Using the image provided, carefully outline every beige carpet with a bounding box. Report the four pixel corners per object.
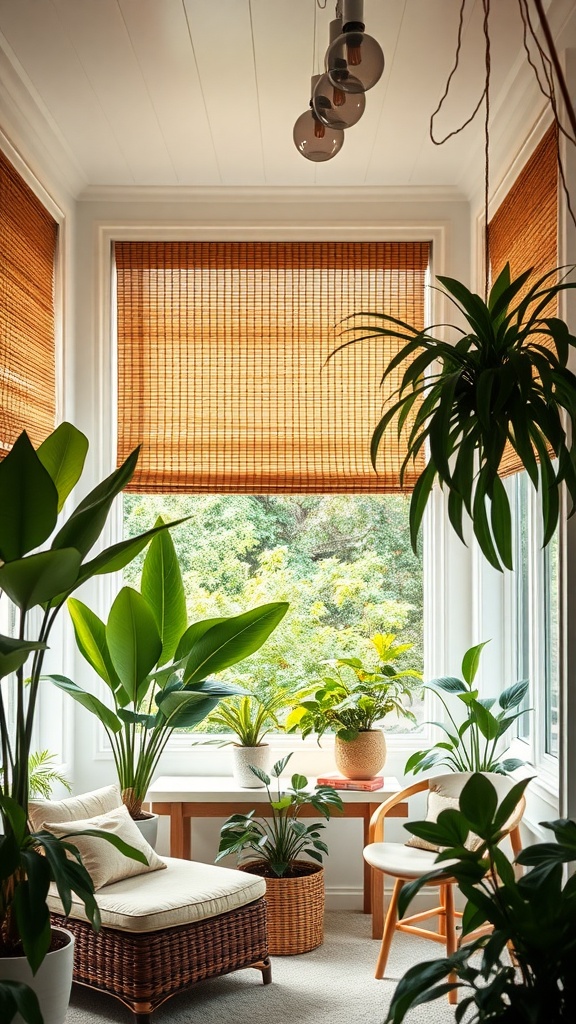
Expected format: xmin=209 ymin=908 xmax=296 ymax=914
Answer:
xmin=65 ymin=910 xmax=457 ymax=1023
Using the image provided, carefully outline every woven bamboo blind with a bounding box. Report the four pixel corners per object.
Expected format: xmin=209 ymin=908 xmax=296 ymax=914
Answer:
xmin=115 ymin=241 xmax=430 ymax=494
xmin=489 ymin=124 xmax=558 ymax=308
xmin=0 ymin=150 xmax=58 ymax=454
xmin=488 ymin=124 xmax=558 ymax=476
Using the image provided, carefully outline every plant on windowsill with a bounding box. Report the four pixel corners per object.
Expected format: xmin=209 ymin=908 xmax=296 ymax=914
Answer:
xmin=286 ymin=633 xmax=422 ymax=780
xmin=205 ymin=691 xmax=289 ymax=789
xmin=216 ymin=754 xmax=343 ymax=954
xmin=0 ymin=423 xmax=174 ymax=1021
xmin=385 ymin=773 xmax=576 ymax=1024
xmin=50 ymin=522 xmax=289 ymax=831
xmin=332 ymin=263 xmax=576 ymax=572
xmin=404 ymin=641 xmax=531 ymax=776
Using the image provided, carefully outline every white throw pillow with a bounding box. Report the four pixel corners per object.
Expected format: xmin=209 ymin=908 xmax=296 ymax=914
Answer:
xmin=29 ymin=784 xmax=122 ymax=832
xmin=405 ymin=790 xmax=482 ymax=853
xmin=42 ymin=803 xmax=166 ymax=890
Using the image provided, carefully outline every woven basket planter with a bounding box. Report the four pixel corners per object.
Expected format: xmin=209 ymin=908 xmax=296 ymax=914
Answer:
xmin=335 ymin=728 xmax=386 ymax=779
xmin=241 ymin=861 xmax=324 ymax=955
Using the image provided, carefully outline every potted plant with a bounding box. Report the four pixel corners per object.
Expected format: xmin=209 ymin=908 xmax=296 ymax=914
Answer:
xmin=50 ymin=522 xmax=288 ymax=839
xmin=286 ymin=633 xmax=421 ymax=779
xmin=216 ymin=754 xmax=343 ymax=954
xmin=385 ymin=772 xmax=576 ymax=1023
xmin=333 ymin=263 xmax=576 ymax=571
xmin=206 ymin=691 xmax=288 ymax=788
xmin=405 ymin=640 xmax=531 ymax=776
xmin=0 ymin=424 xmax=173 ymax=1023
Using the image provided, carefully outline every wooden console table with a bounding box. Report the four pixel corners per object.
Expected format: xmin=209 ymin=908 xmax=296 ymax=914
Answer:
xmin=147 ymin=775 xmax=408 ymax=917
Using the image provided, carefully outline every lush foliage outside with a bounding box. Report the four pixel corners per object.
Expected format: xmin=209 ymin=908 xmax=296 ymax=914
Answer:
xmin=123 ymin=494 xmax=424 ymax=730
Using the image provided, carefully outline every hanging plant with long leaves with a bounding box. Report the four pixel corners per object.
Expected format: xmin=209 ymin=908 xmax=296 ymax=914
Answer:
xmin=332 ymin=263 xmax=576 ymax=571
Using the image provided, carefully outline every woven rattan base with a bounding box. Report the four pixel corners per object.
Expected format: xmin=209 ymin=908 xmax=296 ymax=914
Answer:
xmin=51 ymin=897 xmax=271 ymax=1023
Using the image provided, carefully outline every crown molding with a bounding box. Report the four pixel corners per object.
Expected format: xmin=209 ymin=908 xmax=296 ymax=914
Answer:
xmin=77 ymin=183 xmax=467 ymax=205
xmin=0 ymin=35 xmax=86 ymax=201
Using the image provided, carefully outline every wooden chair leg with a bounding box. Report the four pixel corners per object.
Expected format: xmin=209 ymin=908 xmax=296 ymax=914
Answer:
xmin=443 ymin=883 xmax=458 ymax=1006
xmin=375 ymin=878 xmax=403 ymax=980
xmin=438 ymin=884 xmax=446 ymax=936
xmin=371 ymin=866 xmax=384 ymax=939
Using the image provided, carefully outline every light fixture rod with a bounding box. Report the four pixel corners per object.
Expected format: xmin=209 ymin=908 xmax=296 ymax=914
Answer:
xmin=342 ymin=0 xmax=364 ymax=27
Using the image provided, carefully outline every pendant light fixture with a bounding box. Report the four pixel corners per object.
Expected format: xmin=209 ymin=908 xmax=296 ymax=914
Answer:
xmin=312 ymin=18 xmax=366 ymax=129
xmin=326 ymin=0 xmax=384 ymax=93
xmin=293 ymin=75 xmax=345 ymax=161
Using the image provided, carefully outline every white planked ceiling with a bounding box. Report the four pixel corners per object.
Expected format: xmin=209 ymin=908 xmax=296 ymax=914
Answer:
xmin=0 ymin=0 xmax=568 ymax=194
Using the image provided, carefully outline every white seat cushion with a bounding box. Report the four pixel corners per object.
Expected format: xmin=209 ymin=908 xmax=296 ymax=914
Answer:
xmin=363 ymin=841 xmax=457 ymax=879
xmin=47 ymin=857 xmax=266 ymax=933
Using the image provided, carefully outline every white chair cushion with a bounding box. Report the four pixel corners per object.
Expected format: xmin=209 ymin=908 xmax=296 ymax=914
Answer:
xmin=47 ymin=857 xmax=266 ymax=932
xmin=363 ymin=841 xmax=457 ymax=879
xmin=29 ymin=784 xmax=122 ymax=832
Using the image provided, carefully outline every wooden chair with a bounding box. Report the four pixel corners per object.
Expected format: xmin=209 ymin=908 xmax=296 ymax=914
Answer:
xmin=363 ymin=773 xmax=524 ymax=1003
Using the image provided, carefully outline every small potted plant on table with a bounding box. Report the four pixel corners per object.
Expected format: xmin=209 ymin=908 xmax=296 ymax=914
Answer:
xmin=206 ymin=691 xmax=288 ymax=788
xmin=216 ymin=754 xmax=343 ymax=954
xmin=287 ymin=633 xmax=421 ymax=780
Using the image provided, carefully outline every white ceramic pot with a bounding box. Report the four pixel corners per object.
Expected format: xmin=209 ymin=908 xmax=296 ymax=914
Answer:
xmin=231 ymin=743 xmax=271 ymax=787
xmin=133 ymin=811 xmax=158 ymax=848
xmin=0 ymin=926 xmax=74 ymax=1024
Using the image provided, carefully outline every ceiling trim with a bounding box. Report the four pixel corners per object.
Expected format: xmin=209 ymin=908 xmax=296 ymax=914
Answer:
xmin=78 ymin=183 xmax=467 ymax=205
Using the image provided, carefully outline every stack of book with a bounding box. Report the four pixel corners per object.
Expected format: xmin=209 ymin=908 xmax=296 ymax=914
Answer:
xmin=316 ymin=773 xmax=384 ymax=791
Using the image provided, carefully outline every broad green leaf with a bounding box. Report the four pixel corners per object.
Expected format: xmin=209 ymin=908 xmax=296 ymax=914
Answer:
xmin=458 ymin=773 xmax=498 ymax=834
xmin=48 ymin=674 xmax=122 ymax=732
xmin=71 ymin=517 xmax=188 ymax=591
xmin=51 ymin=446 xmax=140 ymax=558
xmin=499 ymin=679 xmax=529 ymax=710
xmin=461 ymin=641 xmax=489 ymax=685
xmin=154 ymin=691 xmax=219 ymax=728
xmin=106 ymin=588 xmax=162 ymax=703
xmin=37 ymin=422 xmax=89 ymax=512
xmin=0 ymin=431 xmax=58 ymax=561
xmin=0 ymin=981 xmax=43 ymax=1024
xmin=67 ymin=597 xmax=122 ymax=694
xmin=175 ymin=617 xmax=227 ymax=660
xmin=184 ymin=602 xmax=289 ymax=684
xmin=490 ymin=475 xmax=513 ymax=570
xmin=0 ymin=636 xmax=46 ymax=680
xmin=13 ymin=879 xmax=51 ymax=974
xmin=0 ymin=548 xmax=81 ymax=611
xmin=141 ymin=520 xmax=187 ymax=665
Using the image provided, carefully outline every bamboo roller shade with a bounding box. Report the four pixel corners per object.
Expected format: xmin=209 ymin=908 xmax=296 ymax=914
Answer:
xmin=115 ymin=241 xmax=430 ymax=494
xmin=488 ymin=124 xmax=559 ymax=476
xmin=0 ymin=150 xmax=57 ymax=455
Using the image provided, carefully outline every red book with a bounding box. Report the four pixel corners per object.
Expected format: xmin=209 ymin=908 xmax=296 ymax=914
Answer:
xmin=316 ymin=773 xmax=384 ymax=792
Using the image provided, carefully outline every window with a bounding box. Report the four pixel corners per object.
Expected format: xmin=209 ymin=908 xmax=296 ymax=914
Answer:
xmin=122 ymin=492 xmax=425 ymax=734
xmin=510 ymin=470 xmax=560 ymax=773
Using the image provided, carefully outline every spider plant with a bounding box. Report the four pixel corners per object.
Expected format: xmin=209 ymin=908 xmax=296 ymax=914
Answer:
xmin=333 ymin=263 xmax=576 ymax=571
xmin=206 ymin=691 xmax=287 ymax=747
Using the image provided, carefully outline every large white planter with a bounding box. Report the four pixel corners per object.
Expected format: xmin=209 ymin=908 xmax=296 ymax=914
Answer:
xmin=0 ymin=926 xmax=74 ymax=1024
xmin=133 ymin=811 xmax=158 ymax=848
xmin=231 ymin=743 xmax=271 ymax=787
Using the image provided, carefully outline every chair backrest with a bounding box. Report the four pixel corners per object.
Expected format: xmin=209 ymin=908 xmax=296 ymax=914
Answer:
xmin=428 ymin=772 xmax=525 ymax=833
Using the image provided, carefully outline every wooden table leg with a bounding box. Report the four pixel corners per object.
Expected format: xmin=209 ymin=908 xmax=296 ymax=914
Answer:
xmin=363 ymin=804 xmax=377 ymax=914
xmin=169 ymin=803 xmax=190 ymax=859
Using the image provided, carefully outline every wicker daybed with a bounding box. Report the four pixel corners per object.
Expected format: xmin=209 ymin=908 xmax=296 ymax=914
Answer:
xmin=48 ymin=856 xmax=271 ymax=1022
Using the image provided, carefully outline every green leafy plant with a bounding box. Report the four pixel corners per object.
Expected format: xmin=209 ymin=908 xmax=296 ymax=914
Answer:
xmin=216 ymin=754 xmax=343 ymax=877
xmin=385 ymin=773 xmax=576 ymax=1024
xmin=0 ymin=981 xmax=42 ymax=1024
xmin=0 ymin=424 xmax=169 ymax=970
xmin=27 ymin=750 xmax=71 ymax=799
xmin=405 ymin=641 xmax=530 ymax=775
xmin=333 ymin=264 xmax=576 ymax=571
xmin=286 ymin=633 xmax=421 ymax=741
xmin=206 ymin=691 xmax=287 ymax=747
xmin=50 ymin=523 xmax=289 ymax=818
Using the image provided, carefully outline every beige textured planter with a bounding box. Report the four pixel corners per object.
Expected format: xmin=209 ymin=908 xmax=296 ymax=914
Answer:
xmin=231 ymin=743 xmax=271 ymax=787
xmin=334 ymin=729 xmax=387 ymax=779
xmin=241 ymin=861 xmax=324 ymax=954
xmin=0 ymin=926 xmax=74 ymax=1024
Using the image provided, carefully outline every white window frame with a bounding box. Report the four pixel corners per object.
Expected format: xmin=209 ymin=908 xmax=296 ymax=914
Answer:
xmin=82 ymin=220 xmax=452 ymax=773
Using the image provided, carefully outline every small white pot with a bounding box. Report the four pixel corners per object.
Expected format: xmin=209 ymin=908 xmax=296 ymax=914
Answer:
xmin=231 ymin=743 xmax=271 ymax=787
xmin=133 ymin=811 xmax=159 ymax=848
xmin=0 ymin=926 xmax=74 ymax=1024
